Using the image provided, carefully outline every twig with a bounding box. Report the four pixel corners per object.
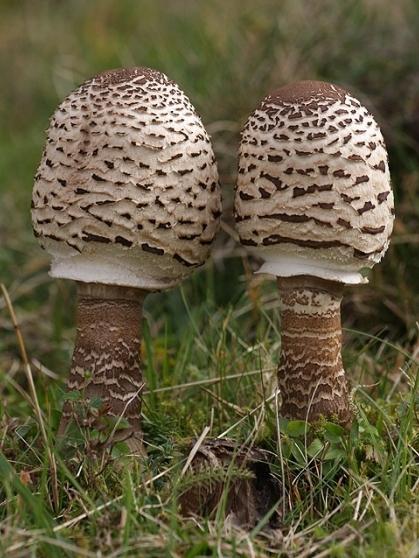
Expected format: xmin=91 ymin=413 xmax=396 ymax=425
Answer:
xmin=180 ymin=425 xmax=211 ymax=477
xmin=31 ymin=358 xmax=59 ymax=380
xmin=143 ymin=367 xmax=275 ymax=395
xmin=199 ymin=386 xmax=247 ymax=417
xmin=217 ymin=391 xmax=277 ymax=439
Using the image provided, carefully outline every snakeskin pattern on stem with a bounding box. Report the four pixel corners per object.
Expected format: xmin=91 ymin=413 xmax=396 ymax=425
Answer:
xmin=277 ymin=276 xmax=352 ymax=426
xmin=59 ymin=282 xmax=145 ymax=452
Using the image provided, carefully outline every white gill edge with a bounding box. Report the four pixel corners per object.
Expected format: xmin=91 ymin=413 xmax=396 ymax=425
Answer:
xmin=255 ymin=255 xmax=368 ymax=284
xmin=47 ymin=242 xmax=188 ymax=290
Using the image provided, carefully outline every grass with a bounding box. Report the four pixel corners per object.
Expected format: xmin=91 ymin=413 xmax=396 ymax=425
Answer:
xmin=0 ymin=0 xmax=418 ymax=556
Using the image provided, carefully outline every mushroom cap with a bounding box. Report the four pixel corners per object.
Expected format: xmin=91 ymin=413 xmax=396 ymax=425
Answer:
xmin=32 ymin=67 xmax=221 ymax=290
xmin=234 ymin=80 xmax=394 ymax=284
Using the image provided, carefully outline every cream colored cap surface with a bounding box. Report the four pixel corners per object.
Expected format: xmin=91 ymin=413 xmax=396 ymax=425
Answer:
xmin=234 ymin=80 xmax=394 ymax=284
xmin=32 ymin=67 xmax=221 ymax=290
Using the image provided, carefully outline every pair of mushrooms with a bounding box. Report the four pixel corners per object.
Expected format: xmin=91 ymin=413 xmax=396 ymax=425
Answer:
xmin=32 ymin=68 xmax=394 ymax=451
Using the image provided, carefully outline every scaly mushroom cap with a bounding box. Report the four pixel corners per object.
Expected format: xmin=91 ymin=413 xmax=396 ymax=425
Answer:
xmin=234 ymin=80 xmax=394 ymax=284
xmin=32 ymin=67 xmax=221 ymax=290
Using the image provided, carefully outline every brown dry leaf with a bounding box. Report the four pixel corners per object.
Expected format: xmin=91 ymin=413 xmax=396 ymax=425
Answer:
xmin=19 ymin=470 xmax=32 ymax=486
xmin=178 ymin=438 xmax=283 ymax=529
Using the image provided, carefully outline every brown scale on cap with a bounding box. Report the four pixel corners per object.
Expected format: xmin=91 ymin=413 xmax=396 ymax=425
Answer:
xmin=263 ymin=80 xmax=347 ymax=106
xmin=32 ymin=67 xmax=221 ymax=452
xmin=96 ymin=67 xmax=169 ymax=86
xmin=235 ymin=80 xmax=394 ymax=425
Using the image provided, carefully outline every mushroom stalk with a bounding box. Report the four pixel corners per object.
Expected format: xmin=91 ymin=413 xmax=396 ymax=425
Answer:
xmin=277 ymin=276 xmax=352 ymax=426
xmin=32 ymin=67 xmax=221 ymax=453
xmin=58 ymin=282 xmax=145 ymax=451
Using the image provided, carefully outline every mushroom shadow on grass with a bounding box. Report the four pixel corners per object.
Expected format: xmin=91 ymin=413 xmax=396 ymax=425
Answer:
xmin=234 ymin=80 xmax=394 ymax=426
xmin=31 ymin=67 xmax=222 ymax=454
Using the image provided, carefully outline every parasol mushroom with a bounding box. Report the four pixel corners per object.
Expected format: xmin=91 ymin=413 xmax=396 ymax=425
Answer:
xmin=32 ymin=67 xmax=222 ymax=452
xmin=234 ymin=80 xmax=394 ymax=426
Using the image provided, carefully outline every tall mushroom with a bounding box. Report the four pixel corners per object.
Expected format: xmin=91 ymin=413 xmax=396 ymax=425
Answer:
xmin=234 ymin=81 xmax=394 ymax=426
xmin=32 ymin=67 xmax=221 ymax=451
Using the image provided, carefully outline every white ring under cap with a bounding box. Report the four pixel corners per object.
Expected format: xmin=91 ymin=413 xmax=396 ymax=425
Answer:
xmin=255 ymin=255 xmax=368 ymax=284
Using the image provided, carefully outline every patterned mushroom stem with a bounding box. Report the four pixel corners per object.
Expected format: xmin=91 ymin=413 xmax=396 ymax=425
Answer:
xmin=277 ymin=276 xmax=352 ymax=426
xmin=58 ymin=282 xmax=145 ymax=453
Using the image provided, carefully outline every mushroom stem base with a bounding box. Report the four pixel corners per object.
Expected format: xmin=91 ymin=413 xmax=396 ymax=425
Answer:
xmin=58 ymin=282 xmax=146 ymax=454
xmin=277 ymin=276 xmax=352 ymax=426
